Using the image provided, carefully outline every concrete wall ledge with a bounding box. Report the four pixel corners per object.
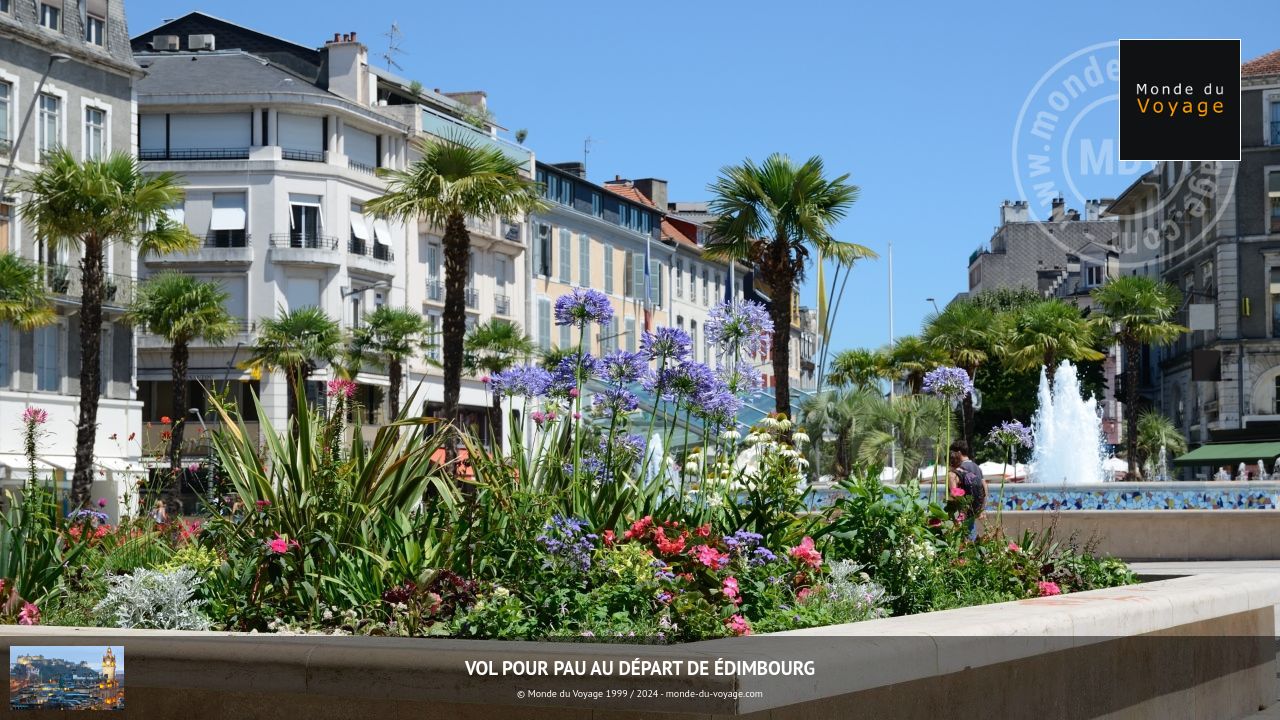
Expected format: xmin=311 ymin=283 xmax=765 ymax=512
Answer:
xmin=988 ymin=510 xmax=1280 ymax=560
xmin=4 ymin=574 xmax=1280 ymax=718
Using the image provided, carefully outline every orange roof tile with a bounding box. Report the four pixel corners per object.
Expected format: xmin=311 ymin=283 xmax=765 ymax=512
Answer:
xmin=602 ymin=181 xmax=657 ymax=208
xmin=1243 ymin=49 xmax=1280 ymax=78
xmin=661 ymin=219 xmax=698 ymax=248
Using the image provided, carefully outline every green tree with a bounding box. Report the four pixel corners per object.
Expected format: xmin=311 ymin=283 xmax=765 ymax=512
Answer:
xmin=17 ymin=150 xmax=196 ymax=508
xmin=923 ymin=299 xmax=995 ymax=443
xmin=856 ymin=394 xmax=953 ymax=482
xmin=800 ymin=387 xmax=879 ymax=480
xmin=825 ymin=348 xmax=890 ymax=391
xmin=888 ymin=334 xmax=946 ymax=394
xmin=1092 ymin=276 xmax=1187 ymax=478
xmin=127 ymin=273 xmax=236 ymax=504
xmin=366 ymin=134 xmax=545 ymax=434
xmin=1135 ymin=409 xmax=1187 ymax=474
xmin=1002 ymin=300 xmax=1103 ymax=386
xmin=464 ymin=318 xmax=536 ymax=446
xmin=245 ymin=307 xmax=343 ymax=421
xmin=706 ymin=153 xmax=874 ymax=416
xmin=351 ymin=306 xmax=431 ymax=419
xmin=0 ymin=252 xmax=53 ymax=329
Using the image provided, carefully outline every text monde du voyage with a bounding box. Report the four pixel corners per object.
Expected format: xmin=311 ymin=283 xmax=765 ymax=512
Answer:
xmin=1134 ymin=82 xmax=1229 ymax=118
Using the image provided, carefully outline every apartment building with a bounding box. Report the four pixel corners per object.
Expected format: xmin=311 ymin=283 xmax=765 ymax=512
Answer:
xmin=0 ymin=0 xmax=144 ymax=506
xmin=130 ymin=13 xmax=529 ymax=453
xmin=1108 ymin=49 xmax=1280 ymax=460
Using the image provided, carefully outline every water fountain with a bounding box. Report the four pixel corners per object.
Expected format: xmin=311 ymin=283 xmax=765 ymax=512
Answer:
xmin=1028 ymin=361 xmax=1107 ymax=485
xmin=1238 ymin=462 xmax=1248 ymax=482
xmin=1154 ymin=446 xmax=1170 ymax=482
xmin=1259 ymin=459 xmax=1270 ymax=483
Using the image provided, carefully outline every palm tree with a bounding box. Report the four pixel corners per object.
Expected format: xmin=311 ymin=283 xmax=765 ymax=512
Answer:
xmin=1092 ymin=276 xmax=1187 ymax=479
xmin=127 ymin=273 xmax=236 ymax=504
xmin=245 ymin=307 xmax=343 ymax=422
xmin=0 ymin=252 xmax=53 ymax=329
xmin=825 ymin=348 xmax=890 ymax=391
xmin=365 ymin=134 xmax=545 ymax=433
xmin=17 ymin=150 xmax=196 ymax=508
xmin=351 ymin=306 xmax=431 ymax=419
xmin=923 ymin=299 xmax=995 ymax=443
xmin=1135 ymin=409 xmax=1187 ymax=475
xmin=857 ymin=393 xmax=953 ymax=482
xmin=1001 ymin=300 xmax=1103 ymax=386
xmin=464 ymin=318 xmax=536 ymax=447
xmin=800 ymin=387 xmax=879 ymax=480
xmin=887 ymin=334 xmax=946 ymax=394
xmin=706 ymin=153 xmax=874 ymax=416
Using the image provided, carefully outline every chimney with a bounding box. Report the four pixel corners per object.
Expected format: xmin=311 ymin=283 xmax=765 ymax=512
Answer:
xmin=999 ymin=200 xmax=1029 ymax=225
xmin=1051 ymin=197 xmax=1066 ymax=222
xmin=551 ymin=162 xmax=587 ymax=179
xmin=632 ymin=178 xmax=668 ymax=210
xmin=324 ymin=32 xmax=368 ymax=105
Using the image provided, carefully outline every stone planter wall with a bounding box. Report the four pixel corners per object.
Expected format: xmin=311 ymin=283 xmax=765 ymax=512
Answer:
xmin=3 ymin=574 xmax=1278 ymax=719
xmin=986 ymin=510 xmax=1280 ymax=560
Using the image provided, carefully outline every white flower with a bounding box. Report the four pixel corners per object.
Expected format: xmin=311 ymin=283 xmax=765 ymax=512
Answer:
xmin=721 ymin=429 xmax=742 ymax=442
xmin=792 ymin=431 xmax=810 ymax=446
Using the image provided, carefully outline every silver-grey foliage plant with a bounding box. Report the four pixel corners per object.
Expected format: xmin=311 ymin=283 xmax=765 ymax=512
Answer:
xmin=93 ymin=566 xmax=212 ymax=630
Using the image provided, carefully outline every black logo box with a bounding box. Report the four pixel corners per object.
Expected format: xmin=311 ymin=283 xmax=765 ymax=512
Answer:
xmin=1119 ymin=39 xmax=1240 ymax=162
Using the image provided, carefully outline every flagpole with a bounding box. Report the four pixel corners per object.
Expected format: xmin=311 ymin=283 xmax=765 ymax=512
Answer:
xmin=888 ymin=242 xmax=897 ymax=473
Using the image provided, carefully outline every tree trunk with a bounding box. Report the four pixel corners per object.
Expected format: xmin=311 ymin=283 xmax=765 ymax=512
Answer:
xmin=167 ymin=341 xmax=189 ymax=515
xmin=441 ymin=212 xmax=471 ymax=459
xmin=1124 ymin=338 xmax=1141 ymax=479
xmin=70 ymin=242 xmax=104 ymax=510
xmin=284 ymin=367 xmax=298 ymax=423
xmin=1044 ymin=350 xmax=1057 ymax=388
xmin=766 ymin=265 xmax=793 ymax=419
xmin=490 ymin=392 xmax=503 ymax=451
xmin=388 ymin=357 xmax=402 ymax=419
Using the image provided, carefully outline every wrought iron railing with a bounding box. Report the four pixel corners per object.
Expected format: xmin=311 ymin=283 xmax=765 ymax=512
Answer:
xmin=282 ymin=148 xmax=324 ymax=162
xmin=42 ymin=264 xmax=133 ymax=307
xmin=348 ymin=237 xmax=394 ymax=261
xmin=269 ymin=232 xmax=337 ymax=250
xmin=139 ymin=147 xmax=250 ymax=160
xmin=348 ymin=158 xmax=375 ymax=175
xmin=465 ymin=287 xmax=479 ymax=309
xmin=494 ymin=293 xmax=510 ymax=316
xmin=204 ymin=231 xmax=249 ymax=248
xmin=426 ymin=280 xmax=443 ymax=302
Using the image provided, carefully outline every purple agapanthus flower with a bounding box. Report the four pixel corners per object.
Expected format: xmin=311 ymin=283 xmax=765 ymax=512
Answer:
xmin=599 ymin=350 xmax=648 ymax=385
xmin=989 ymin=420 xmax=1033 ymax=449
xmin=611 ymin=433 xmax=646 ymax=463
xmin=489 ymin=365 xmax=553 ymax=399
xmin=640 ymin=327 xmax=692 ymax=365
xmin=646 ymin=360 xmax=717 ymax=403
xmin=693 ymin=385 xmax=742 ymax=430
xmin=716 ymin=363 xmax=763 ymax=398
xmin=551 ymin=354 xmax=601 ymax=396
xmin=922 ymin=365 xmax=974 ymax=401
xmin=705 ymin=300 xmax=773 ymax=358
xmin=592 ymin=386 xmax=639 ymax=416
xmin=554 ymin=288 xmax=614 ymax=328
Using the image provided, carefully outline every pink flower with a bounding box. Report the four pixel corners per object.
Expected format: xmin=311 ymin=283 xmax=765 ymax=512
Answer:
xmin=1037 ymin=581 xmax=1061 ymax=597
xmin=187 ymin=463 xmax=200 ymax=474
xmin=950 ymin=486 xmax=966 ymax=497
xmin=797 ymin=587 xmax=814 ymax=603
xmin=326 ymin=378 xmax=357 ymax=399
xmin=21 ymin=407 xmax=48 ymax=425
xmin=569 ymin=388 xmax=580 ymax=398
xmin=17 ymin=602 xmax=40 ymax=626
xmin=724 ymin=614 xmax=751 ymax=636
xmin=266 ymin=532 xmax=299 ymax=555
xmin=480 ymin=375 xmax=491 ymax=384
xmin=97 ymin=498 xmax=107 ymax=508
xmin=693 ymin=544 xmax=729 ymax=568
xmin=789 ymin=537 xmax=823 ymax=570
xmin=573 ymin=412 xmax=581 ymax=420
xmin=1008 ymin=542 xmax=1021 ymax=552
xmin=722 ymin=577 xmax=741 ymax=605
xmin=531 ymin=410 xmax=547 ymax=425
xmin=255 ymin=499 xmax=271 ymax=509
xmin=955 ymin=512 xmax=966 ymax=523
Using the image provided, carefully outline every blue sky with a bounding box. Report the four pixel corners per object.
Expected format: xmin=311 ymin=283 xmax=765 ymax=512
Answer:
xmin=10 ymin=646 xmax=124 ymax=672
xmin=126 ymin=1 xmax=1276 ymax=353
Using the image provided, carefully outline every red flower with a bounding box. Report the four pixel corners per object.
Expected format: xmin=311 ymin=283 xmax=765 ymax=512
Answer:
xmin=602 ymin=530 xmax=616 ymax=547
xmin=788 ymin=537 xmax=823 ymax=570
xmin=653 ymin=527 xmax=686 ymax=555
xmin=127 ymin=432 xmax=136 ymax=441
xmin=693 ymin=544 xmax=728 ymax=568
xmin=266 ymin=532 xmax=300 ymax=555
xmin=694 ymin=524 xmax=711 ymax=538
xmin=1008 ymin=542 xmax=1021 ymax=552
xmin=624 ymin=516 xmax=653 ymax=541
xmin=1037 ymin=581 xmax=1061 ymax=597
xmin=161 ymin=416 xmax=172 ymax=425
xmin=950 ymin=486 xmax=966 ymax=497
xmin=928 ymin=518 xmax=942 ymax=527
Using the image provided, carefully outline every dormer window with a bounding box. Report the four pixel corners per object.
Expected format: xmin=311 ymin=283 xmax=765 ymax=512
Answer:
xmin=1083 ymin=264 xmax=1104 ymax=287
xmin=85 ymin=0 xmax=107 ymax=45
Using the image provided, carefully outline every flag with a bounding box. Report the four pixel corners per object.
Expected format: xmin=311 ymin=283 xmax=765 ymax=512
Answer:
xmin=816 ymin=252 xmax=828 ymax=342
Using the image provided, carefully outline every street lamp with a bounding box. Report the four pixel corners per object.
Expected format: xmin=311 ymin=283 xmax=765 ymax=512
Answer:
xmin=0 ymin=52 xmax=72 ymax=202
xmin=926 ymin=297 xmax=940 ymax=314
xmin=341 ymin=280 xmax=391 ymax=299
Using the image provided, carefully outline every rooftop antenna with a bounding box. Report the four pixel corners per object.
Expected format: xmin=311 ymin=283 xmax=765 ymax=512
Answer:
xmin=381 ymin=22 xmax=404 ymax=72
xmin=583 ymin=135 xmax=599 ymax=167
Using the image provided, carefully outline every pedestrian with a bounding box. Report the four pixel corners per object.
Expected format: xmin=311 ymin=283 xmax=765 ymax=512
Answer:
xmin=150 ymin=500 xmax=168 ymax=525
xmin=947 ymin=440 xmax=987 ymax=541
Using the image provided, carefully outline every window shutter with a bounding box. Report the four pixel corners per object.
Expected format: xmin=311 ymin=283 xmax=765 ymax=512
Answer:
xmin=579 ymin=234 xmax=590 ymax=286
xmin=538 ymin=298 xmax=550 ymax=350
xmin=623 ymin=252 xmax=633 ymax=297
xmin=650 ymin=260 xmax=663 ymax=307
xmin=625 ymin=317 xmax=636 ymax=352
xmin=604 ymin=244 xmax=613 ymax=294
xmin=559 ymin=323 xmax=570 ymax=350
xmin=632 ymin=252 xmax=645 ymax=300
xmin=559 ymin=229 xmax=571 ymax=282
xmin=582 ymin=324 xmax=591 ymax=353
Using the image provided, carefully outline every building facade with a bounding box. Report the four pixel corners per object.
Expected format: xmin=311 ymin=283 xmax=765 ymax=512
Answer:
xmin=0 ymin=0 xmax=143 ymax=508
xmin=1110 ymin=50 xmax=1280 ymax=469
xmin=130 ymin=13 xmax=530 ymax=467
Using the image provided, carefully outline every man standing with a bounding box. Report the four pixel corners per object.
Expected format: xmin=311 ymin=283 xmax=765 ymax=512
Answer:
xmin=947 ymin=440 xmax=987 ymax=541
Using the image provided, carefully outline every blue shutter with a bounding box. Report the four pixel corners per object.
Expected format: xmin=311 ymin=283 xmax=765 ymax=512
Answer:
xmin=604 ymin=244 xmax=614 ymax=294
xmin=530 ymin=229 xmax=542 ymax=278
xmin=579 ymin=234 xmax=590 ymax=286
xmin=538 ymin=298 xmax=551 ymax=350
xmin=559 ymin=229 xmax=571 ymax=282
xmin=625 ymin=317 xmax=636 ymax=352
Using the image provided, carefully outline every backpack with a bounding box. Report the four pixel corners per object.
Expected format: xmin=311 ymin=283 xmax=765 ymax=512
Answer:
xmin=957 ymin=460 xmax=986 ymax=512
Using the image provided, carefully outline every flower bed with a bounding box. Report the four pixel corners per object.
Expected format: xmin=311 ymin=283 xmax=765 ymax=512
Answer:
xmin=1 ymin=294 xmax=1134 ymax=639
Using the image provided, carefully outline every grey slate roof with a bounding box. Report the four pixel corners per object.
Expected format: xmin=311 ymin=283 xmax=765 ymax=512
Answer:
xmin=135 ymin=50 xmax=332 ymax=99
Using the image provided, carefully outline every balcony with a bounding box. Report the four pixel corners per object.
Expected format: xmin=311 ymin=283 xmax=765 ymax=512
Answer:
xmin=502 ymin=218 xmax=522 ymax=243
xmin=147 ymin=232 xmax=253 ymax=266
xmin=348 ymin=158 xmax=376 ymax=175
xmin=139 ymin=147 xmax=251 ymax=161
xmin=139 ymin=319 xmax=252 ymax=349
xmin=282 ymin=148 xmax=324 ymax=163
xmin=43 ymin=264 xmax=133 ymax=310
xmin=494 ymin=293 xmax=510 ymax=316
xmin=426 ymin=279 xmax=443 ymax=303
xmin=268 ymin=233 xmax=340 ymax=267
xmin=465 ymin=287 xmax=479 ymax=310
xmin=347 ymin=236 xmax=396 ymax=277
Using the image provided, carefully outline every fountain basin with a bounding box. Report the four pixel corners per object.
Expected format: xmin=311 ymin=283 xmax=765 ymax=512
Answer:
xmin=804 ymin=482 xmax=1280 ymax=511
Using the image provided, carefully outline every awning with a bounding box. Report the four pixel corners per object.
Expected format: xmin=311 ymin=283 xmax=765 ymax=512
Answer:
xmin=95 ymin=457 xmax=144 ymax=474
xmin=373 ymin=219 xmax=393 ymax=245
xmin=1174 ymin=441 xmax=1280 ymax=466
xmin=0 ymin=454 xmax=54 ymax=472
xmin=210 ymin=195 xmax=247 ymax=231
xmin=349 ymin=211 xmax=370 ymax=240
xmin=40 ymin=456 xmax=77 ymax=472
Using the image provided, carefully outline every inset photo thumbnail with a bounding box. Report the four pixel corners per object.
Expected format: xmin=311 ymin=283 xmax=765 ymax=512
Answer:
xmin=9 ymin=646 xmax=124 ymax=711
